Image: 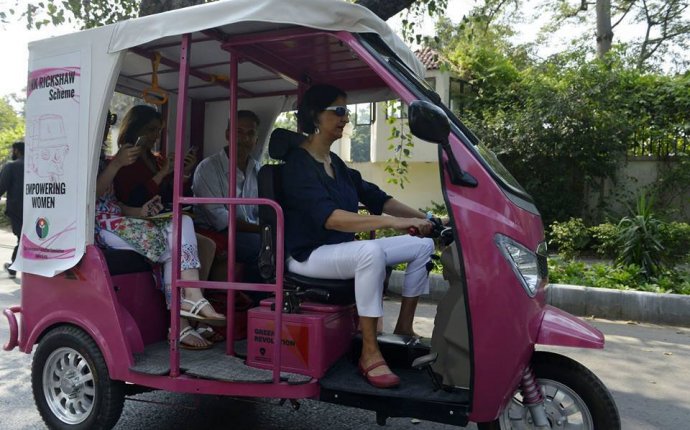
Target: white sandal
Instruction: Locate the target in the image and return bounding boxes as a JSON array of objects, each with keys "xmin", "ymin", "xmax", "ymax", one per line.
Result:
[
  {"xmin": 178, "ymin": 326, "xmax": 212, "ymax": 350},
  {"xmin": 181, "ymin": 298, "xmax": 226, "ymax": 326}
]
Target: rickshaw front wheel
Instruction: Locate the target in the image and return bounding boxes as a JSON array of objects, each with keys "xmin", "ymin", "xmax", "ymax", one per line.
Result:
[
  {"xmin": 477, "ymin": 351, "xmax": 620, "ymax": 430},
  {"xmin": 31, "ymin": 326, "xmax": 125, "ymax": 430}
]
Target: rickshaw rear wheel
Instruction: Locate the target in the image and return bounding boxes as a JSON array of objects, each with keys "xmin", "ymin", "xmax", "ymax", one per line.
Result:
[
  {"xmin": 31, "ymin": 325, "xmax": 125, "ymax": 430},
  {"xmin": 477, "ymin": 351, "xmax": 620, "ymax": 430}
]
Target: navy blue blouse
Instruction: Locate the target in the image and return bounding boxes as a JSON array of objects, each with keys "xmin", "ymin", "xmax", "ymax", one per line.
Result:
[{"xmin": 282, "ymin": 147, "xmax": 391, "ymax": 262}]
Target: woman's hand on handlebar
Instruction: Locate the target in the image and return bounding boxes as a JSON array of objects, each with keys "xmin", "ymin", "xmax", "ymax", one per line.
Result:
[{"xmin": 390, "ymin": 217, "xmax": 432, "ymax": 237}]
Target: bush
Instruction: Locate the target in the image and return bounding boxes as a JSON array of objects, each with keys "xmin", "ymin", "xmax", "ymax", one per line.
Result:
[
  {"xmin": 548, "ymin": 218, "xmax": 591, "ymax": 258},
  {"xmin": 659, "ymin": 222, "xmax": 690, "ymax": 264},
  {"xmin": 589, "ymin": 222, "xmax": 618, "ymax": 259},
  {"xmin": 548, "ymin": 257, "xmax": 690, "ymax": 295},
  {"xmin": 616, "ymin": 194, "xmax": 665, "ymax": 278}
]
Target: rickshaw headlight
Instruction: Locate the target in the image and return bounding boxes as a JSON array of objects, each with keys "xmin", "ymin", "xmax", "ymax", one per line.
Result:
[{"xmin": 495, "ymin": 234, "xmax": 541, "ymax": 297}]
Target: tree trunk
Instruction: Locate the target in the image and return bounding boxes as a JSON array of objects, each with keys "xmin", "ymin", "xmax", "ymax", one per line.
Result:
[
  {"xmin": 353, "ymin": 0, "xmax": 419, "ymax": 20},
  {"xmin": 138, "ymin": 0, "xmax": 419, "ymax": 21},
  {"xmin": 595, "ymin": 0, "xmax": 613, "ymax": 58},
  {"xmin": 139, "ymin": 0, "xmax": 206, "ymax": 17}
]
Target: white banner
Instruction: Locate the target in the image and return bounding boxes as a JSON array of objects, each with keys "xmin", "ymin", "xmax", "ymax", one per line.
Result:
[{"xmin": 15, "ymin": 50, "xmax": 89, "ymax": 277}]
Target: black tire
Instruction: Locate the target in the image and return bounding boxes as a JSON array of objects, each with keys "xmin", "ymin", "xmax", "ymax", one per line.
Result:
[
  {"xmin": 31, "ymin": 326, "xmax": 125, "ymax": 430},
  {"xmin": 478, "ymin": 351, "xmax": 620, "ymax": 430}
]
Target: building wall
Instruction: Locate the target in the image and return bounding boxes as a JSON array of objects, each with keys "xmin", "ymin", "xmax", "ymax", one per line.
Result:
[
  {"xmin": 347, "ymin": 161, "xmax": 445, "ymax": 211},
  {"xmin": 586, "ymin": 157, "xmax": 690, "ymax": 221},
  {"xmin": 335, "ymin": 68, "xmax": 449, "ymax": 211}
]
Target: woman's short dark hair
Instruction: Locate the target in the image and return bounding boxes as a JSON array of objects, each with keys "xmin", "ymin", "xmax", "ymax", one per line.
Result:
[
  {"xmin": 117, "ymin": 105, "xmax": 162, "ymax": 147},
  {"xmin": 297, "ymin": 84, "xmax": 347, "ymax": 134}
]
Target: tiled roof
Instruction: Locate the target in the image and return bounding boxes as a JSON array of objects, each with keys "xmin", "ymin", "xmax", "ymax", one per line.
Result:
[{"xmin": 415, "ymin": 46, "xmax": 440, "ymax": 70}]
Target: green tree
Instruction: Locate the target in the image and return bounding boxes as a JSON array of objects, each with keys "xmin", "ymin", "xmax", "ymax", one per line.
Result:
[{"xmin": 0, "ymin": 97, "xmax": 25, "ymax": 161}]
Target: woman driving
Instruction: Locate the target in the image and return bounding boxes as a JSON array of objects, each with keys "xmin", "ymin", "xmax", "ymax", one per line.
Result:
[{"xmin": 282, "ymin": 84, "xmax": 435, "ymax": 389}]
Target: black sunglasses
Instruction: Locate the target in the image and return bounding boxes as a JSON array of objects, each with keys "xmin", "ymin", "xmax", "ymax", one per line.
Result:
[{"xmin": 324, "ymin": 106, "xmax": 351, "ymax": 117}]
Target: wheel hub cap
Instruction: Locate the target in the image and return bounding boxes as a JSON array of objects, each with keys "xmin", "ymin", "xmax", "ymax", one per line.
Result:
[
  {"xmin": 501, "ymin": 378, "xmax": 594, "ymax": 429},
  {"xmin": 43, "ymin": 347, "xmax": 96, "ymax": 425}
]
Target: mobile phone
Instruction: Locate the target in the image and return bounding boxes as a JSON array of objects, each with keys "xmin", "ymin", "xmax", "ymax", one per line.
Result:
[{"xmin": 134, "ymin": 136, "xmax": 145, "ymax": 147}]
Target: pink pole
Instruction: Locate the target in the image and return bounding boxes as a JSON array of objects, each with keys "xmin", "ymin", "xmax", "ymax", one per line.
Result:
[
  {"xmin": 169, "ymin": 33, "xmax": 192, "ymax": 376},
  {"xmin": 225, "ymin": 51, "xmax": 238, "ymax": 356}
]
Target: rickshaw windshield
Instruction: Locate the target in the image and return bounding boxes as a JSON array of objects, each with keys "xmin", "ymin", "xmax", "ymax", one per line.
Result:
[{"xmin": 358, "ymin": 34, "xmax": 532, "ymax": 204}]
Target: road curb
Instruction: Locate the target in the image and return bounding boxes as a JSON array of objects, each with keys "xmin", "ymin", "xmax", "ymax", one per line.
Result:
[{"xmin": 388, "ymin": 271, "xmax": 690, "ymax": 327}]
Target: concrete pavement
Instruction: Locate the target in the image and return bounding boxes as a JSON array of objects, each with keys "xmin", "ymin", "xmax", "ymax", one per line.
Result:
[{"xmin": 388, "ymin": 268, "xmax": 690, "ymax": 327}]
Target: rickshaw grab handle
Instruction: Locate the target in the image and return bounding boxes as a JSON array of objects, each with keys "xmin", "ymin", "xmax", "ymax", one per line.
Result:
[{"xmin": 2, "ymin": 306, "xmax": 20, "ymax": 351}]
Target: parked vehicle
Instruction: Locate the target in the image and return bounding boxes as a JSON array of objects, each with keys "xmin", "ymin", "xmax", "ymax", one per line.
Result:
[{"xmin": 2, "ymin": 1, "xmax": 620, "ymax": 428}]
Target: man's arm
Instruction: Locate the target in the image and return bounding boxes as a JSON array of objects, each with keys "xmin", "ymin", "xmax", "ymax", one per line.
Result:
[
  {"xmin": 192, "ymin": 159, "xmax": 230, "ymax": 231},
  {"xmin": 0, "ymin": 164, "xmax": 11, "ymax": 198}
]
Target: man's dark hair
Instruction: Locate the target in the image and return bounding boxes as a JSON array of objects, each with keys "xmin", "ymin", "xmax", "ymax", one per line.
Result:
[
  {"xmin": 12, "ymin": 141, "xmax": 24, "ymax": 155},
  {"xmin": 226, "ymin": 110, "xmax": 260, "ymax": 133},
  {"xmin": 237, "ymin": 110, "xmax": 260, "ymax": 127}
]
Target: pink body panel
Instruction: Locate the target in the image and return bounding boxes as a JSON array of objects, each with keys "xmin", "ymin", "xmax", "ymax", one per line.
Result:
[
  {"xmin": 19, "ymin": 246, "xmax": 137, "ymax": 379},
  {"xmin": 247, "ymin": 300, "xmax": 357, "ymax": 378},
  {"xmin": 537, "ymin": 305, "xmax": 604, "ymax": 348},
  {"xmin": 442, "ymin": 134, "xmax": 547, "ymax": 422},
  {"xmin": 15, "ymin": 245, "xmax": 321, "ymax": 398}
]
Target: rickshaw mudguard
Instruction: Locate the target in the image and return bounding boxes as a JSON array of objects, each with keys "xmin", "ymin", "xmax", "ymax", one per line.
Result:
[
  {"xmin": 536, "ymin": 305, "xmax": 604, "ymax": 349},
  {"xmin": 19, "ymin": 246, "xmax": 140, "ymax": 379}
]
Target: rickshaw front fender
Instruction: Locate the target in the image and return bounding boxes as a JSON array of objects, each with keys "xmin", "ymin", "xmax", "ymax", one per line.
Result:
[{"xmin": 536, "ymin": 305, "xmax": 604, "ymax": 349}]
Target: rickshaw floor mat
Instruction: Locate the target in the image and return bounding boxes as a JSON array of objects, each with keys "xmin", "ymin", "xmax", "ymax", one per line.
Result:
[
  {"xmin": 130, "ymin": 340, "xmax": 312, "ymax": 385},
  {"xmin": 319, "ymin": 357, "xmax": 470, "ymax": 404}
]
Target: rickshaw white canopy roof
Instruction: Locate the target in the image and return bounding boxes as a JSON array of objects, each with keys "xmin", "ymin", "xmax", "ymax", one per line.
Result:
[
  {"xmin": 109, "ymin": 0, "xmax": 423, "ymax": 76},
  {"xmin": 20, "ymin": 0, "xmax": 422, "ymax": 277}
]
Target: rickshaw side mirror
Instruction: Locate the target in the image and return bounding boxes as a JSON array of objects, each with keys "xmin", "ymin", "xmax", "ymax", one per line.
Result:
[
  {"xmin": 408, "ymin": 100, "xmax": 450, "ymax": 145},
  {"xmin": 408, "ymin": 100, "xmax": 478, "ymax": 188}
]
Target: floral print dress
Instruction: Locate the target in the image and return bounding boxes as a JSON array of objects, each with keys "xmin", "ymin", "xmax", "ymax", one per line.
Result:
[{"xmin": 96, "ymin": 189, "xmax": 169, "ymax": 262}]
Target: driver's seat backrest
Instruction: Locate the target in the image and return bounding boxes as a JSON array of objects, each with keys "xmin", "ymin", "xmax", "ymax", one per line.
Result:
[{"xmin": 257, "ymin": 128, "xmax": 355, "ymax": 305}]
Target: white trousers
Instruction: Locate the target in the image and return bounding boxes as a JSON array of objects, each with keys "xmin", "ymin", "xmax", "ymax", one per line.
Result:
[
  {"xmin": 288, "ymin": 235, "xmax": 435, "ymax": 317},
  {"xmin": 99, "ymin": 215, "xmax": 200, "ymax": 293}
]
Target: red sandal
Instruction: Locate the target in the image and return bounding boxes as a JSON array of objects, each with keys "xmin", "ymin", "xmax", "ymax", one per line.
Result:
[{"xmin": 358, "ymin": 359, "xmax": 400, "ymax": 388}]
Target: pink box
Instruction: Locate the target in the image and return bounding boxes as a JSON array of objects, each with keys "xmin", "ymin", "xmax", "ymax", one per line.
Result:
[{"xmin": 246, "ymin": 299, "xmax": 357, "ymax": 378}]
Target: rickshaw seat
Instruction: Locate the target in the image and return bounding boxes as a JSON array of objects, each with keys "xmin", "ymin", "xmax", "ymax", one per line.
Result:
[
  {"xmin": 101, "ymin": 248, "xmax": 152, "ymax": 275},
  {"xmin": 257, "ymin": 128, "xmax": 355, "ymax": 306}
]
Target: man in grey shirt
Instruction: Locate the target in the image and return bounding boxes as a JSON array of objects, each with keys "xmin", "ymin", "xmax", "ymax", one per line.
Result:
[{"xmin": 193, "ymin": 111, "xmax": 262, "ymax": 281}]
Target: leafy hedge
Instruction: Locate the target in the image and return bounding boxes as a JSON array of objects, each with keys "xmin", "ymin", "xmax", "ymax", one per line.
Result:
[
  {"xmin": 549, "ymin": 217, "xmax": 690, "ymax": 266},
  {"xmin": 548, "ymin": 257, "xmax": 690, "ymax": 295}
]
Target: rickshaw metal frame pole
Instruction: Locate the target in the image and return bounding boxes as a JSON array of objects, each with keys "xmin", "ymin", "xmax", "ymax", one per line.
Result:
[
  {"xmin": 225, "ymin": 51, "xmax": 239, "ymax": 356},
  {"xmin": 169, "ymin": 32, "xmax": 193, "ymax": 377}
]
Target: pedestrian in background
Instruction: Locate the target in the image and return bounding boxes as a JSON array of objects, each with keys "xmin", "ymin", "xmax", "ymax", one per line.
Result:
[{"xmin": 0, "ymin": 141, "xmax": 25, "ymax": 279}]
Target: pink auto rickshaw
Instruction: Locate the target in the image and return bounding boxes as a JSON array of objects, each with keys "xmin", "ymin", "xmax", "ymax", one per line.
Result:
[{"xmin": 3, "ymin": 1, "xmax": 620, "ymax": 429}]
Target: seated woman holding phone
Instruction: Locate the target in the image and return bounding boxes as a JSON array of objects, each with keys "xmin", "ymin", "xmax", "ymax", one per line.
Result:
[
  {"xmin": 113, "ymin": 105, "xmax": 196, "ymax": 207},
  {"xmin": 97, "ymin": 106, "xmax": 224, "ymax": 349}
]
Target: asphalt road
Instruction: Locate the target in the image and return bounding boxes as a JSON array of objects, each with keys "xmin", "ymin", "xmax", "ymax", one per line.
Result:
[{"xmin": 0, "ymin": 228, "xmax": 688, "ymax": 429}]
